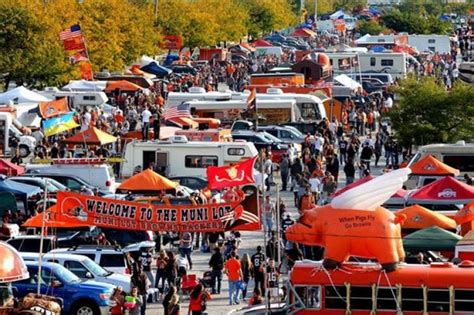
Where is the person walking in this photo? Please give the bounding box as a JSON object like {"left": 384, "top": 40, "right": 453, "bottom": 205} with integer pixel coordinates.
{"left": 155, "top": 250, "right": 169, "bottom": 294}
{"left": 240, "top": 253, "right": 252, "bottom": 301}
{"left": 163, "top": 286, "right": 177, "bottom": 315}
{"left": 265, "top": 258, "right": 280, "bottom": 302}
{"left": 178, "top": 232, "right": 193, "bottom": 270}
{"left": 263, "top": 195, "right": 275, "bottom": 237}
{"left": 188, "top": 284, "right": 211, "bottom": 315}
{"left": 224, "top": 251, "right": 243, "bottom": 305}
{"left": 279, "top": 154, "right": 290, "bottom": 191}
{"left": 165, "top": 252, "right": 178, "bottom": 290}
{"left": 167, "top": 293, "right": 180, "bottom": 315}
{"left": 208, "top": 247, "right": 224, "bottom": 294}
{"left": 344, "top": 158, "right": 356, "bottom": 185}
{"left": 128, "top": 287, "right": 143, "bottom": 315}
{"left": 141, "top": 106, "right": 151, "bottom": 141}
{"left": 251, "top": 246, "right": 266, "bottom": 295}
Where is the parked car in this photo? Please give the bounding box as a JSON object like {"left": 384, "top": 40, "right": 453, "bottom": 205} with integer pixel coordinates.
{"left": 256, "top": 125, "right": 307, "bottom": 144}
{"left": 7, "top": 235, "right": 57, "bottom": 253}
{"left": 170, "top": 64, "right": 197, "bottom": 75}
{"left": 13, "top": 261, "right": 114, "bottom": 315}
{"left": 169, "top": 176, "right": 208, "bottom": 191}
{"left": 282, "top": 122, "right": 319, "bottom": 135}
{"left": 21, "top": 253, "right": 131, "bottom": 292}
{"left": 21, "top": 173, "right": 105, "bottom": 195}
{"left": 9, "top": 176, "right": 68, "bottom": 194}
{"left": 231, "top": 130, "right": 288, "bottom": 163}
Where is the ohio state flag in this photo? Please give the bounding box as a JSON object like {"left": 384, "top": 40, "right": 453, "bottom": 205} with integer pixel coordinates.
{"left": 207, "top": 157, "right": 256, "bottom": 190}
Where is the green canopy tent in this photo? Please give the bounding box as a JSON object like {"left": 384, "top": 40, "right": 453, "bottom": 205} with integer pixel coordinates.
{"left": 403, "top": 226, "right": 462, "bottom": 252}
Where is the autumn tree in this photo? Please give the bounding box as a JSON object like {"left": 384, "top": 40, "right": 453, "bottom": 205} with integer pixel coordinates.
{"left": 243, "top": 0, "right": 297, "bottom": 37}
{"left": 389, "top": 77, "right": 474, "bottom": 148}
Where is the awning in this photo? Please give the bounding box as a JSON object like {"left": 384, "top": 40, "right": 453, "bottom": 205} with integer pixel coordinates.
{"left": 0, "top": 159, "right": 24, "bottom": 176}
{"left": 104, "top": 80, "right": 142, "bottom": 93}
{"left": 334, "top": 74, "right": 362, "bottom": 90}
{"left": 407, "top": 176, "right": 474, "bottom": 205}
{"left": 117, "top": 168, "right": 179, "bottom": 193}
{"left": 63, "top": 126, "right": 117, "bottom": 146}
{"left": 410, "top": 155, "right": 460, "bottom": 176}
{"left": 403, "top": 226, "right": 462, "bottom": 252}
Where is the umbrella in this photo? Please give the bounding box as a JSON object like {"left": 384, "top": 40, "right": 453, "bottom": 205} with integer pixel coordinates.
{"left": 63, "top": 126, "right": 117, "bottom": 146}
{"left": 0, "top": 159, "right": 24, "bottom": 176}
{"left": 117, "top": 169, "right": 179, "bottom": 193}
{"left": 23, "top": 205, "right": 89, "bottom": 228}
{"left": 105, "top": 80, "right": 142, "bottom": 93}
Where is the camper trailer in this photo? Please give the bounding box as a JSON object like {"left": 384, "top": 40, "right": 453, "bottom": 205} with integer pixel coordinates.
{"left": 186, "top": 99, "right": 300, "bottom": 125}
{"left": 121, "top": 136, "right": 258, "bottom": 178}
{"left": 39, "top": 87, "right": 108, "bottom": 109}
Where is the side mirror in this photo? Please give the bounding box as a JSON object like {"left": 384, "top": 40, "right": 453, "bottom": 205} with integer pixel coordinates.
{"left": 52, "top": 280, "right": 62, "bottom": 288}
{"left": 85, "top": 272, "right": 93, "bottom": 279}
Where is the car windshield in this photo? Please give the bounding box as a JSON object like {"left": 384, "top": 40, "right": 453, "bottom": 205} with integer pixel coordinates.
{"left": 261, "top": 132, "right": 282, "bottom": 143}
{"left": 82, "top": 257, "right": 110, "bottom": 277}
{"left": 51, "top": 265, "right": 80, "bottom": 283}
{"left": 45, "top": 178, "right": 68, "bottom": 191}
{"left": 283, "top": 126, "right": 303, "bottom": 137}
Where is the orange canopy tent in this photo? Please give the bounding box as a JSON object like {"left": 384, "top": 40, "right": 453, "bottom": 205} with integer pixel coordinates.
{"left": 118, "top": 168, "right": 179, "bottom": 192}
{"left": 409, "top": 154, "right": 460, "bottom": 176}
{"left": 64, "top": 126, "right": 117, "bottom": 146}
{"left": 23, "top": 206, "right": 89, "bottom": 228}
{"left": 105, "top": 80, "right": 142, "bottom": 93}
{"left": 396, "top": 204, "right": 457, "bottom": 231}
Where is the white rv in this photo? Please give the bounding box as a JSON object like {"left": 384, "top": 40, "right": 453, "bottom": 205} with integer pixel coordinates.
{"left": 166, "top": 87, "right": 233, "bottom": 106}
{"left": 121, "top": 136, "right": 259, "bottom": 178}
{"left": 39, "top": 87, "right": 108, "bottom": 109}
{"left": 186, "top": 99, "right": 300, "bottom": 124}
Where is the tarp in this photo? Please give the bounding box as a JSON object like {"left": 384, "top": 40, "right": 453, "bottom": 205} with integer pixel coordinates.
{"left": 410, "top": 154, "right": 460, "bottom": 176}
{"left": 140, "top": 63, "right": 172, "bottom": 78}
{"left": 0, "top": 176, "right": 41, "bottom": 198}
{"left": 61, "top": 80, "right": 107, "bottom": 91}
{"left": 0, "top": 87, "right": 50, "bottom": 104}
{"left": 0, "top": 159, "right": 24, "bottom": 176}
{"left": 291, "top": 28, "right": 317, "bottom": 38}
{"left": 38, "top": 98, "right": 69, "bottom": 119}
{"left": 0, "top": 192, "right": 18, "bottom": 215}
{"left": 407, "top": 176, "right": 474, "bottom": 205}
{"left": 104, "top": 80, "right": 142, "bottom": 93}
{"left": 63, "top": 126, "right": 117, "bottom": 146}
{"left": 54, "top": 190, "right": 260, "bottom": 233}
{"left": 330, "top": 10, "right": 345, "bottom": 20}
{"left": 334, "top": 74, "right": 362, "bottom": 90}
{"left": 23, "top": 205, "right": 89, "bottom": 228}
{"left": 253, "top": 39, "right": 273, "bottom": 47}
{"left": 396, "top": 205, "right": 457, "bottom": 230}
{"left": 118, "top": 168, "right": 179, "bottom": 192}
{"left": 403, "top": 226, "right": 462, "bottom": 252}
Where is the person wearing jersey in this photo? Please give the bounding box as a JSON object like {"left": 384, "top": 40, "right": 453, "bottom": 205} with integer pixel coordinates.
{"left": 265, "top": 258, "right": 280, "bottom": 301}
{"left": 251, "top": 246, "right": 266, "bottom": 295}
{"left": 281, "top": 213, "right": 295, "bottom": 246}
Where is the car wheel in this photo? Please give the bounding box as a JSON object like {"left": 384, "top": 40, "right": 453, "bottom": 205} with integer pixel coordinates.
{"left": 19, "top": 144, "right": 30, "bottom": 157}
{"left": 73, "top": 302, "right": 99, "bottom": 315}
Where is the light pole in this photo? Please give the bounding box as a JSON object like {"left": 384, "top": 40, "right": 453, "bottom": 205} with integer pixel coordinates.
{"left": 314, "top": 0, "right": 318, "bottom": 22}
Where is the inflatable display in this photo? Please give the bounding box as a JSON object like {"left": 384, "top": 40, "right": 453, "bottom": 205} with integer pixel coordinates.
{"left": 286, "top": 168, "right": 411, "bottom": 271}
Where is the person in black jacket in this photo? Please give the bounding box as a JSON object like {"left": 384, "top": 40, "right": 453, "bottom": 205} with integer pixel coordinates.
{"left": 208, "top": 247, "right": 224, "bottom": 294}
{"left": 344, "top": 158, "right": 356, "bottom": 185}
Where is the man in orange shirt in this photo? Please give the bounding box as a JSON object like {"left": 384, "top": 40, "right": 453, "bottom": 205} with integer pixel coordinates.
{"left": 224, "top": 251, "right": 243, "bottom": 305}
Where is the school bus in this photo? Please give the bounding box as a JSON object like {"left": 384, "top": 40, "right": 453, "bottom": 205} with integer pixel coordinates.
{"left": 287, "top": 260, "right": 474, "bottom": 314}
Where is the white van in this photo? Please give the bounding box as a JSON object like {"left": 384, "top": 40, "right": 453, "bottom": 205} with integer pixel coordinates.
{"left": 409, "top": 141, "right": 474, "bottom": 177}
{"left": 187, "top": 99, "right": 300, "bottom": 124}
{"left": 121, "top": 136, "right": 258, "bottom": 178}
{"left": 21, "top": 253, "right": 131, "bottom": 291}
{"left": 39, "top": 87, "right": 108, "bottom": 109}
{"left": 25, "top": 159, "right": 116, "bottom": 193}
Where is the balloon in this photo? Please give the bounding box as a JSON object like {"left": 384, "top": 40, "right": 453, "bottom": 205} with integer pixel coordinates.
{"left": 286, "top": 168, "right": 411, "bottom": 272}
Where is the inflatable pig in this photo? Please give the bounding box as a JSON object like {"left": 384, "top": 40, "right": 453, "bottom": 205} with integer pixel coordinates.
{"left": 286, "top": 168, "right": 411, "bottom": 271}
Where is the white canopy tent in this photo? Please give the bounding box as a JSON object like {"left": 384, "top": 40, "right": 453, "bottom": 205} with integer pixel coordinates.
{"left": 334, "top": 74, "right": 362, "bottom": 90}
{"left": 61, "top": 80, "right": 107, "bottom": 91}
{"left": 0, "top": 87, "right": 50, "bottom": 104}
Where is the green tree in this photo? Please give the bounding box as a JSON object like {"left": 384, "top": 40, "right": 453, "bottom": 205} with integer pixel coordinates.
{"left": 389, "top": 77, "right": 474, "bottom": 148}
{"left": 357, "top": 20, "right": 387, "bottom": 36}
{"left": 243, "top": 0, "right": 297, "bottom": 37}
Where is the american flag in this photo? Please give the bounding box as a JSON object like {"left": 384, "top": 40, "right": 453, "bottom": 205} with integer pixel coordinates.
{"left": 60, "top": 24, "right": 82, "bottom": 41}
{"left": 163, "top": 102, "right": 192, "bottom": 120}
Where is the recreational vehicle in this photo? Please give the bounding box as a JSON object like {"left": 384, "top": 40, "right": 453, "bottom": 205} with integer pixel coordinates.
{"left": 166, "top": 87, "right": 233, "bottom": 107}
{"left": 121, "top": 136, "right": 258, "bottom": 178}
{"left": 186, "top": 99, "right": 300, "bottom": 125}
{"left": 39, "top": 87, "right": 108, "bottom": 109}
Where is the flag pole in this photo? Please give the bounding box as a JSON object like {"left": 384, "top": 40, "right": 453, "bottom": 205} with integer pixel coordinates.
{"left": 37, "top": 179, "right": 48, "bottom": 294}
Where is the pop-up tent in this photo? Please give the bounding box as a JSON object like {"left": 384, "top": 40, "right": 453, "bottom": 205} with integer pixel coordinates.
{"left": 0, "top": 159, "right": 24, "bottom": 176}
{"left": 403, "top": 226, "right": 462, "bottom": 252}
{"left": 23, "top": 205, "right": 89, "bottom": 228}
{"left": 0, "top": 86, "right": 50, "bottom": 104}
{"left": 291, "top": 28, "right": 317, "bottom": 38}
{"left": 104, "top": 80, "right": 142, "bottom": 93}
{"left": 407, "top": 176, "right": 474, "bottom": 205}
{"left": 117, "top": 168, "right": 179, "bottom": 193}
{"left": 410, "top": 154, "right": 460, "bottom": 176}
{"left": 253, "top": 39, "right": 273, "bottom": 47}
{"left": 396, "top": 204, "right": 457, "bottom": 231}
{"left": 63, "top": 126, "right": 117, "bottom": 146}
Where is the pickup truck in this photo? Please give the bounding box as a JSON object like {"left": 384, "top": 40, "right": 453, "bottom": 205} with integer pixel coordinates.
{"left": 13, "top": 261, "right": 114, "bottom": 315}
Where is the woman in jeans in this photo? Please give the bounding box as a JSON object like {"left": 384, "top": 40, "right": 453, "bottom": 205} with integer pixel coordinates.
{"left": 240, "top": 253, "right": 252, "bottom": 301}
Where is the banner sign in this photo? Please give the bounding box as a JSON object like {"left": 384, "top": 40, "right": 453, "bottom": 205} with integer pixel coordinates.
{"left": 55, "top": 190, "right": 260, "bottom": 233}
{"left": 161, "top": 35, "right": 182, "bottom": 50}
